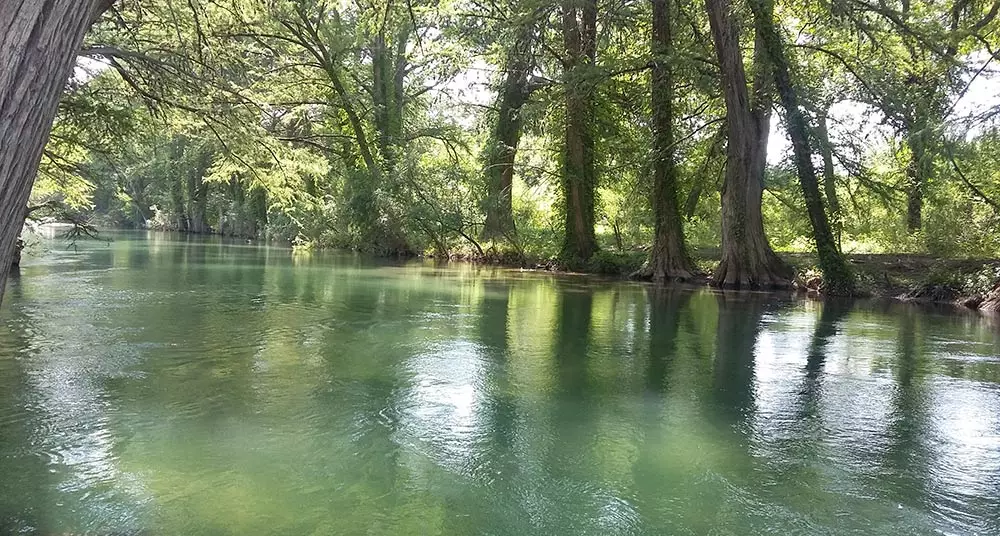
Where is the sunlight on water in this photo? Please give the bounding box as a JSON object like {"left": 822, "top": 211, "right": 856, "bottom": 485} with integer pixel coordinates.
{"left": 0, "top": 231, "right": 998, "bottom": 535}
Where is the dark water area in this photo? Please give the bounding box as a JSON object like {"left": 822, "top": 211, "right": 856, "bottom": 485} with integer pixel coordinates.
{"left": 0, "top": 231, "right": 998, "bottom": 535}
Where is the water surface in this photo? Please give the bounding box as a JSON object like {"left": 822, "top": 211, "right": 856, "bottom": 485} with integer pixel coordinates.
{"left": 1, "top": 232, "right": 999, "bottom": 535}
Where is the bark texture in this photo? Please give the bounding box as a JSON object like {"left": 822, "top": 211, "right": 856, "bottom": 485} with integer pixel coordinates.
{"left": 705, "top": 0, "right": 793, "bottom": 289}
{"left": 0, "top": 0, "right": 109, "bottom": 302}
{"left": 748, "top": 0, "right": 855, "bottom": 295}
{"left": 644, "top": 0, "right": 695, "bottom": 283}
{"left": 560, "top": 0, "right": 599, "bottom": 264}
{"left": 483, "top": 21, "right": 537, "bottom": 241}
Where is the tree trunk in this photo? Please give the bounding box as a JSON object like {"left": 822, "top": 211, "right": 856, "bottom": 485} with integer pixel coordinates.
{"left": 187, "top": 173, "right": 208, "bottom": 233}
{"left": 815, "top": 109, "right": 841, "bottom": 239}
{"left": 483, "top": 22, "right": 536, "bottom": 242}
{"left": 905, "top": 119, "right": 930, "bottom": 233}
{"left": 171, "top": 139, "right": 188, "bottom": 231}
{"left": 171, "top": 173, "right": 187, "bottom": 231}
{"left": 644, "top": 0, "right": 695, "bottom": 282}
{"left": 252, "top": 186, "right": 268, "bottom": 238}
{"left": 186, "top": 146, "right": 213, "bottom": 234}
{"left": 372, "top": 25, "right": 407, "bottom": 179}
{"left": 705, "top": 0, "right": 793, "bottom": 288}
{"left": 0, "top": 1, "right": 109, "bottom": 302}
{"left": 750, "top": 30, "right": 772, "bottom": 209}
{"left": 560, "top": 0, "right": 599, "bottom": 264}
{"left": 362, "top": 22, "right": 411, "bottom": 254}
{"left": 748, "top": 0, "right": 854, "bottom": 295}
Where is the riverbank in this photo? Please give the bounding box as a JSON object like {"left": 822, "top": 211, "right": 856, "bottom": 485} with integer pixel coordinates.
{"left": 434, "top": 248, "right": 1000, "bottom": 313}
{"left": 838, "top": 253, "right": 1000, "bottom": 312}
{"left": 30, "top": 228, "right": 1000, "bottom": 313}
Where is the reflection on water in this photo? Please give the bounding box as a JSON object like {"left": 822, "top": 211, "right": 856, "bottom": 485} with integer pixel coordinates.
{"left": 0, "top": 231, "right": 999, "bottom": 535}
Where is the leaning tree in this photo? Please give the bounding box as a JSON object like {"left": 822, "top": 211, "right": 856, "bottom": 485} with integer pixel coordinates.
{"left": 0, "top": 1, "right": 115, "bottom": 302}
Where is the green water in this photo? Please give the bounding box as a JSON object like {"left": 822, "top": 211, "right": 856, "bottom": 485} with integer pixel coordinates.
{"left": 1, "top": 232, "right": 999, "bottom": 535}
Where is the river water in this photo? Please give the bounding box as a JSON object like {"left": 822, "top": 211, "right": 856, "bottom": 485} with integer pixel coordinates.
{"left": 1, "top": 232, "right": 998, "bottom": 535}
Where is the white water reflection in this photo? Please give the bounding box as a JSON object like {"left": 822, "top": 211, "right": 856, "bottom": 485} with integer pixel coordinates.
{"left": 398, "top": 340, "right": 489, "bottom": 476}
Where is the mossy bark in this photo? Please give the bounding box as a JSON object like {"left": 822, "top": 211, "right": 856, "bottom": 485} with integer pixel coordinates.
{"left": 905, "top": 117, "right": 931, "bottom": 233}
{"left": 747, "top": 0, "right": 855, "bottom": 295}
{"left": 705, "top": 0, "right": 793, "bottom": 289}
{"left": 815, "top": 110, "right": 842, "bottom": 243}
{"left": 560, "top": 0, "right": 599, "bottom": 264}
{"left": 642, "top": 0, "right": 696, "bottom": 283}
{"left": 483, "top": 22, "right": 536, "bottom": 241}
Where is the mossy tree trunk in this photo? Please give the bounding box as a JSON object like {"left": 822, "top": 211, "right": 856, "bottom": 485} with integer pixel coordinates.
{"left": 904, "top": 114, "right": 932, "bottom": 233}
{"left": 748, "top": 0, "right": 855, "bottom": 295}
{"left": 644, "top": 0, "right": 696, "bottom": 283}
{"left": 705, "top": 0, "right": 793, "bottom": 288}
{"left": 560, "top": 0, "right": 599, "bottom": 264}
{"left": 483, "top": 21, "right": 538, "bottom": 242}
{"left": 170, "top": 141, "right": 188, "bottom": 231}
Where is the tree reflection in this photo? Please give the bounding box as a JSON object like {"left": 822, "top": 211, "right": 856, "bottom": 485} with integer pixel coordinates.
{"left": 712, "top": 291, "right": 767, "bottom": 423}
{"left": 475, "top": 277, "right": 519, "bottom": 479}
{"left": 644, "top": 287, "right": 692, "bottom": 394}
{"left": 554, "top": 284, "right": 594, "bottom": 397}
{"left": 881, "top": 308, "right": 933, "bottom": 509}
{"left": 803, "top": 299, "right": 853, "bottom": 381}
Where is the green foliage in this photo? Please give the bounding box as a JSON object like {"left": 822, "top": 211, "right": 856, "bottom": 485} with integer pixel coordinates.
{"left": 585, "top": 250, "right": 647, "bottom": 276}
{"left": 22, "top": 0, "right": 1000, "bottom": 286}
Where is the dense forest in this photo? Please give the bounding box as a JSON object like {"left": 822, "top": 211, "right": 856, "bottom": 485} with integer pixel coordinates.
{"left": 5, "top": 0, "right": 1000, "bottom": 296}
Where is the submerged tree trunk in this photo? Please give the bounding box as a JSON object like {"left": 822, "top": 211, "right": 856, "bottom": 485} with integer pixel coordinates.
{"left": 482, "top": 22, "right": 537, "bottom": 242}
{"left": 0, "top": 1, "right": 110, "bottom": 302}
{"left": 644, "top": 0, "right": 695, "bottom": 282}
{"left": 560, "top": 0, "right": 599, "bottom": 264}
{"left": 748, "top": 0, "right": 854, "bottom": 295}
{"left": 705, "top": 0, "right": 793, "bottom": 288}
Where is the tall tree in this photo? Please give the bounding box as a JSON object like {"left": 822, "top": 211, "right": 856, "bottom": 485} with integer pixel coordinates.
{"left": 643, "top": 0, "right": 696, "bottom": 282}
{"left": 482, "top": 15, "right": 539, "bottom": 242}
{"left": 0, "top": 1, "right": 113, "bottom": 302}
{"left": 749, "top": 0, "right": 855, "bottom": 295}
{"left": 704, "top": 0, "right": 793, "bottom": 288}
{"left": 814, "top": 106, "right": 841, "bottom": 238}
{"left": 560, "top": 0, "right": 600, "bottom": 264}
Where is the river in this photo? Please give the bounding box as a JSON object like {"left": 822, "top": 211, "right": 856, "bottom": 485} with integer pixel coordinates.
{"left": 1, "top": 231, "right": 998, "bottom": 535}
